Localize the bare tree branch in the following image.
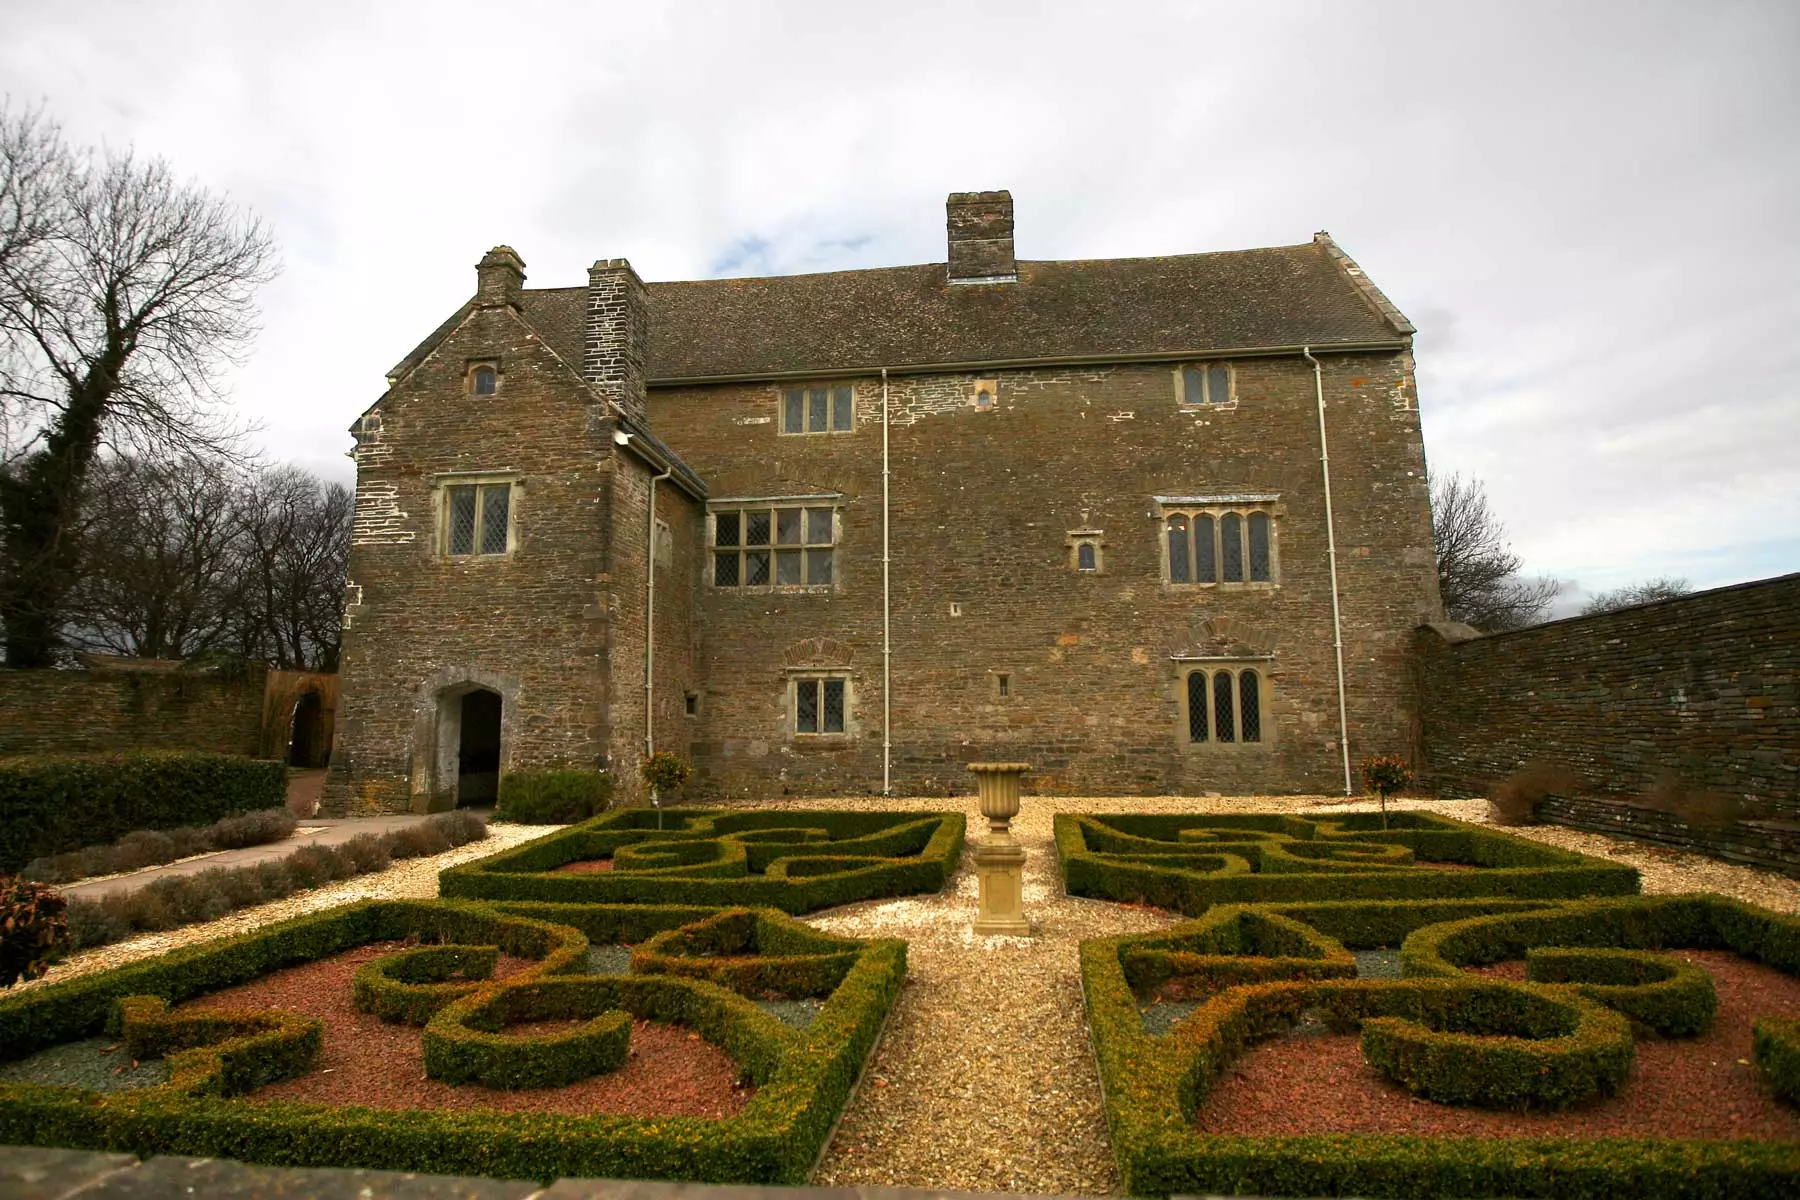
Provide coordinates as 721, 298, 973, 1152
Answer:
1430, 470, 1563, 632
0, 101, 277, 664
1583, 576, 1692, 616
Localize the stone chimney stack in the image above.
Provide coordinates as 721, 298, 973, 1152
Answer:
946, 190, 1016, 284
584, 258, 648, 424
475, 246, 525, 309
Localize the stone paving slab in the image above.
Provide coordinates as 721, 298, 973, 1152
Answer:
59, 812, 448, 901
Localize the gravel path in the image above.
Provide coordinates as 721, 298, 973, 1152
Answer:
17, 821, 564, 995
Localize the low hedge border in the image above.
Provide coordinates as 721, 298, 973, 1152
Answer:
0, 895, 910, 1184
114, 995, 322, 1099
422, 981, 634, 1089
1057, 811, 1640, 914
440, 809, 964, 914
0, 753, 287, 872
1359, 984, 1634, 1110
630, 909, 865, 999
1120, 909, 1357, 1000
1525, 946, 1718, 1037
1755, 1017, 1800, 1105
351, 945, 502, 1026
1082, 892, 1800, 1197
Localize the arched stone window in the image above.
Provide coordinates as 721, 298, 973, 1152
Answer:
1157, 496, 1281, 587
1179, 664, 1268, 746
470, 363, 498, 396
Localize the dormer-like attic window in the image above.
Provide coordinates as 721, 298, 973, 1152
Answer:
471, 363, 498, 396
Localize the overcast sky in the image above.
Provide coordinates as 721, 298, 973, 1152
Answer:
4, 0, 1795, 608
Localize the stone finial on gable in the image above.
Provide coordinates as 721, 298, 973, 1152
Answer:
475, 246, 526, 310
585, 258, 648, 423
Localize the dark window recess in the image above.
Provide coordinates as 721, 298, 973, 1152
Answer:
480, 487, 510, 554
684, 692, 698, 717
795, 678, 846, 734
472, 366, 497, 395
1213, 671, 1236, 743
1220, 512, 1244, 582
448, 486, 477, 555
715, 511, 740, 546
1077, 542, 1097, 571
1194, 514, 1217, 582
1167, 516, 1190, 583
1239, 671, 1262, 742
1248, 512, 1272, 582
714, 552, 740, 586
1187, 672, 1208, 743
997, 673, 1011, 698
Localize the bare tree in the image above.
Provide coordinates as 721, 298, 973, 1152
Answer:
1430, 470, 1562, 632
0, 103, 276, 666
234, 465, 351, 670
1582, 576, 1692, 616
65, 453, 247, 659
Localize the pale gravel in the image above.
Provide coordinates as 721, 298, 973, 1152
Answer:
18, 822, 566, 995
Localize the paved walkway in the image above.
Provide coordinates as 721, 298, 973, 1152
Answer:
60, 812, 448, 901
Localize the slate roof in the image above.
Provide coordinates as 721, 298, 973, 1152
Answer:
507, 239, 1410, 385
392, 237, 1412, 387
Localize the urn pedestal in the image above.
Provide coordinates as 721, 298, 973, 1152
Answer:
968, 761, 1031, 936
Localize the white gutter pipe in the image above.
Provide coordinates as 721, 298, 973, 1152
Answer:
881, 367, 892, 796
644, 466, 673, 763
1303, 346, 1354, 796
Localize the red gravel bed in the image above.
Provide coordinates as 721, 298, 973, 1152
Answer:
557, 859, 614, 873
181, 941, 751, 1117
1196, 950, 1800, 1140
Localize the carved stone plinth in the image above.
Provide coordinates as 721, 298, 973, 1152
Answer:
968, 761, 1031, 936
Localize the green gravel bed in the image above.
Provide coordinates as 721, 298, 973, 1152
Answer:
0, 1039, 169, 1093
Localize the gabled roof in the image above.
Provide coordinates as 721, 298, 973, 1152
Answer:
395, 236, 1412, 387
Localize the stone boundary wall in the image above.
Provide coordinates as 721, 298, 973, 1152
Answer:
1415, 571, 1800, 830
1539, 793, 1800, 878
0, 664, 268, 759
1, 1146, 1174, 1200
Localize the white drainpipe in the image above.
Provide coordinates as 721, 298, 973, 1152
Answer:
644, 466, 673, 762
881, 367, 892, 796
1304, 346, 1354, 796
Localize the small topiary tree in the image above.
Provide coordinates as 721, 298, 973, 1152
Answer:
1359, 753, 1415, 831
640, 752, 692, 827
1, 876, 70, 988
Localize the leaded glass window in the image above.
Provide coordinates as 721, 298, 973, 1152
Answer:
1213, 671, 1236, 743
1178, 362, 1234, 406
1248, 512, 1272, 582
1239, 671, 1262, 742
781, 386, 855, 434
1187, 672, 1208, 743
472, 365, 497, 396
444, 481, 511, 556
1183, 666, 1267, 747
712, 503, 838, 589
1078, 542, 1097, 571
1161, 506, 1275, 585
794, 677, 847, 735
1167, 516, 1190, 583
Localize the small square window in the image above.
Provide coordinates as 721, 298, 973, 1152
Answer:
1178, 363, 1233, 407
469, 362, 499, 396
780, 386, 855, 434
442, 479, 514, 557
793, 676, 847, 736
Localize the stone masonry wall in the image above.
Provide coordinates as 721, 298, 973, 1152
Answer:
651, 350, 1440, 797
0, 666, 266, 759
323, 305, 616, 815
1416, 573, 1800, 820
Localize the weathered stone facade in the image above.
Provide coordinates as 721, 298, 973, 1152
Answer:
324, 193, 1440, 812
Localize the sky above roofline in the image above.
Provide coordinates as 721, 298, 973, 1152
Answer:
3, 0, 1795, 612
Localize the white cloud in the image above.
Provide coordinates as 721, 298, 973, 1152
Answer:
2, 0, 1795, 588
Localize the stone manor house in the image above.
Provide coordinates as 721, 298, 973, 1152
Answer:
322, 191, 1441, 814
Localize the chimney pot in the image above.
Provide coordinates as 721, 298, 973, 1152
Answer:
946, 190, 1016, 284
475, 246, 525, 309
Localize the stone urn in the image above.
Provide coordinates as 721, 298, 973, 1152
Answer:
968, 762, 1031, 936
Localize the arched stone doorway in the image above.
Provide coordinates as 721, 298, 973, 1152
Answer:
287, 691, 331, 768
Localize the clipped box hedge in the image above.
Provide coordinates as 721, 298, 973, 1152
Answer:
0, 751, 287, 871
1082, 890, 1800, 1197
1057, 810, 1639, 914
0, 887, 909, 1183
440, 808, 964, 914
